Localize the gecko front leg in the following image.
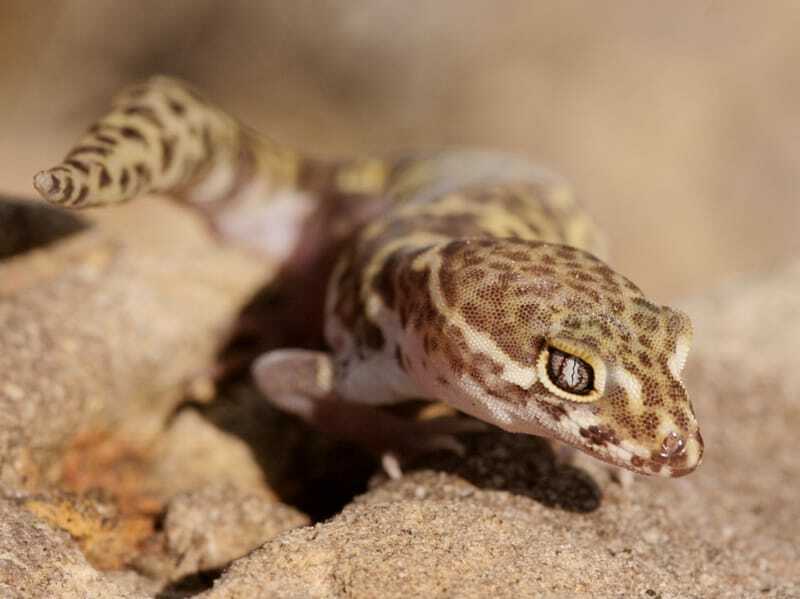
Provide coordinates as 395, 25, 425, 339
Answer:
252, 349, 483, 478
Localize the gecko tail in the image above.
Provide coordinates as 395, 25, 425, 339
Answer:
33, 76, 295, 209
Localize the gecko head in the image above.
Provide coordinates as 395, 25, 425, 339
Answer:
423, 238, 703, 477
529, 302, 703, 478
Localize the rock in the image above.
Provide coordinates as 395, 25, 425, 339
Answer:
0, 495, 150, 599
159, 484, 309, 581
137, 484, 308, 581
22, 491, 154, 572
200, 260, 800, 598
153, 409, 274, 499
0, 196, 270, 490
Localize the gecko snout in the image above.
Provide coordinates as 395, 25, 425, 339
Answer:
652, 428, 703, 477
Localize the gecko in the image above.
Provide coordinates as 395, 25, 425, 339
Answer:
33, 76, 703, 479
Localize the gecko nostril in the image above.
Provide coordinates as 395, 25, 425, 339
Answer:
659, 431, 686, 460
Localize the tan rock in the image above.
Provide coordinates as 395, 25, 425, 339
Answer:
0, 196, 270, 491
161, 484, 309, 581
153, 409, 274, 499
0, 495, 151, 599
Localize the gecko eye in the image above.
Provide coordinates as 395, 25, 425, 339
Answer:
536, 342, 605, 402
546, 347, 594, 395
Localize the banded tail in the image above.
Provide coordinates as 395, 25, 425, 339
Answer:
32, 76, 399, 261
33, 76, 300, 210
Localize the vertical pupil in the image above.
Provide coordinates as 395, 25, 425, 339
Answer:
547, 347, 593, 395
564, 359, 581, 387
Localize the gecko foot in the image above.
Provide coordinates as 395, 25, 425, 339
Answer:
252, 348, 487, 475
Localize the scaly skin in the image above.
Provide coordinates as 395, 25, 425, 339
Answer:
34, 76, 703, 478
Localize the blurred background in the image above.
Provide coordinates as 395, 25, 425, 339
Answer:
0, 1, 797, 300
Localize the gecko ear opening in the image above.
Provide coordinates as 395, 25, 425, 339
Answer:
536, 340, 606, 403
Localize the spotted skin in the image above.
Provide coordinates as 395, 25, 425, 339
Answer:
34, 76, 702, 478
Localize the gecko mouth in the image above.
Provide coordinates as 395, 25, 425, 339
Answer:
549, 414, 704, 478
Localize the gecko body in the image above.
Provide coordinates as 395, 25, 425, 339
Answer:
34, 77, 703, 478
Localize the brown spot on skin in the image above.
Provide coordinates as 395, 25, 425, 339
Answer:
579, 336, 601, 350
624, 279, 641, 293
64, 159, 89, 175
436, 375, 448, 386
499, 249, 532, 262
598, 321, 613, 337
541, 402, 568, 421
167, 98, 186, 115
632, 297, 659, 313
98, 166, 112, 188
63, 177, 74, 200
134, 163, 151, 184
123, 105, 163, 128
488, 261, 514, 272
119, 126, 148, 144
666, 312, 687, 336
119, 168, 130, 192
670, 408, 690, 429
632, 312, 659, 332
440, 327, 468, 376
160, 137, 175, 172
572, 271, 597, 283
484, 378, 527, 405
631, 455, 644, 468
74, 185, 89, 205
640, 412, 660, 435
579, 425, 619, 447
609, 300, 625, 315
94, 133, 117, 146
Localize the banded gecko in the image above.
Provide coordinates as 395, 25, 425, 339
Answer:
33, 76, 703, 479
